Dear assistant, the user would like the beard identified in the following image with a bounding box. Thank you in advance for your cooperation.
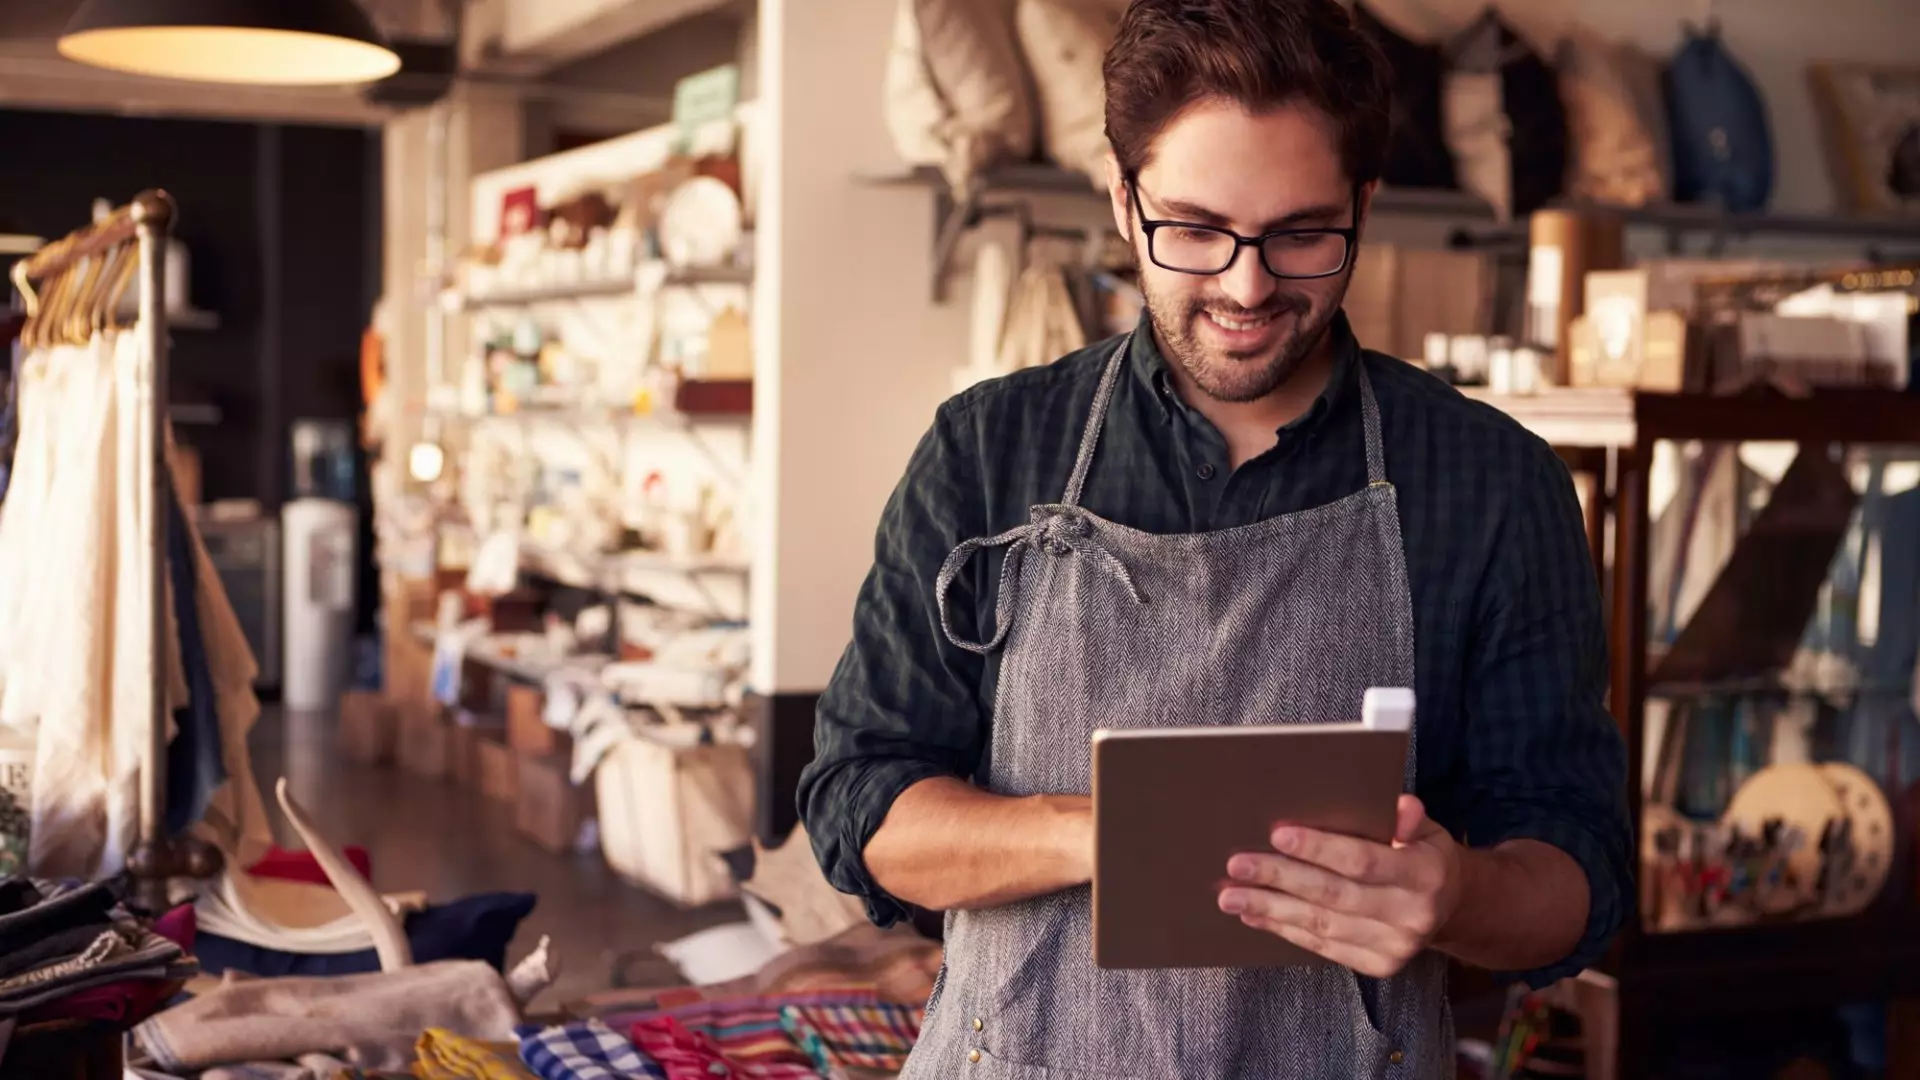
[1142,280,1341,404]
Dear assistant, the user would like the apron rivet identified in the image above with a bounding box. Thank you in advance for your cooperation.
[1390,1049,1406,1065]
[968,1049,982,1064]
[972,1017,984,1032]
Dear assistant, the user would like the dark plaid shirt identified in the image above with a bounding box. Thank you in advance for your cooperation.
[800,313,1632,987]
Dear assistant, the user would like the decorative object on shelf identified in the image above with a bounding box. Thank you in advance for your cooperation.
[882,0,1034,198]
[1809,63,1920,217]
[499,186,541,239]
[547,191,615,250]
[1444,8,1568,220]
[1664,22,1774,213]
[1556,25,1667,208]
[1353,3,1457,192]
[1524,207,1624,379]
[1815,762,1894,917]
[658,177,744,270]
[672,64,742,158]
[1014,0,1126,188]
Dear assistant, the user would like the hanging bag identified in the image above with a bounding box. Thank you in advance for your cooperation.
[1664,23,1775,212]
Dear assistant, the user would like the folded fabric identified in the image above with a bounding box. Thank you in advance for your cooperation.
[0,879,117,955]
[200,1053,356,1080]
[0,959,193,1015]
[196,893,537,978]
[599,990,878,1041]
[0,919,113,979]
[197,868,429,955]
[22,971,187,1025]
[779,1001,924,1074]
[135,960,523,1072]
[248,846,375,887]
[0,927,182,1003]
[414,1027,536,1080]
[515,1020,660,1080]
[626,1017,743,1080]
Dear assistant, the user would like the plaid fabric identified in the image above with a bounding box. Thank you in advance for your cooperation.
[779,1002,924,1074]
[602,989,878,1041]
[515,1020,662,1080]
[801,310,1633,987]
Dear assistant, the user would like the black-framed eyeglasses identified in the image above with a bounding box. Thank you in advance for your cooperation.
[1126,176,1360,280]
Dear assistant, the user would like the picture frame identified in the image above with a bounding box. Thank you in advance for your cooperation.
[1809,62,1920,216]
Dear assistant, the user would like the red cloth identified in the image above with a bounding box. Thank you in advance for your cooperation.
[20,904,197,1027]
[246,845,373,885]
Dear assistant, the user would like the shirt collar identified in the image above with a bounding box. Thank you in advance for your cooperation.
[1125,308,1361,436]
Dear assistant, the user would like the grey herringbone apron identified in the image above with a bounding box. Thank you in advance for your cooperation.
[906,334,1451,1080]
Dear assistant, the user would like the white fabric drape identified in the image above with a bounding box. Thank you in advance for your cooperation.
[0,331,269,879]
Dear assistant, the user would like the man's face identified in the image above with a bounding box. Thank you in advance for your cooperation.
[1108,98,1368,404]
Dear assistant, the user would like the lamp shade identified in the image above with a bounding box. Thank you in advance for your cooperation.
[58,0,401,86]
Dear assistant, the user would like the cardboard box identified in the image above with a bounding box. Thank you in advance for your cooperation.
[396,704,451,780]
[384,626,435,712]
[338,691,396,764]
[477,738,519,802]
[515,752,593,854]
[507,685,568,757]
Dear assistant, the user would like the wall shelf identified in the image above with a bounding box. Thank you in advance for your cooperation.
[454,264,755,312]
[863,163,1920,300]
[859,165,1498,303]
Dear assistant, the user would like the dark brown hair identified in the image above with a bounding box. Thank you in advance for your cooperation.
[1103,0,1393,186]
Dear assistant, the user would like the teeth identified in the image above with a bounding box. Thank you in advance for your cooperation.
[1209,313,1271,332]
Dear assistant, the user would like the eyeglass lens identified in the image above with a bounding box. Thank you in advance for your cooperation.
[1150,226,1349,278]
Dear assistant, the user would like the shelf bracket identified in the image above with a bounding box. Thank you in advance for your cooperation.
[930,182,982,304]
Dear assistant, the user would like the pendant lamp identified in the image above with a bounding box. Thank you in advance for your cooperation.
[58,0,401,86]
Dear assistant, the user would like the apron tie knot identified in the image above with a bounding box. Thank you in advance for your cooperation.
[936,512,1147,655]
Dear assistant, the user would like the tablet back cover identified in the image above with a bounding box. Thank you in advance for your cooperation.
[1092,725,1409,969]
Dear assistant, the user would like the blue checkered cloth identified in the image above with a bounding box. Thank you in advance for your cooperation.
[516,1019,664,1080]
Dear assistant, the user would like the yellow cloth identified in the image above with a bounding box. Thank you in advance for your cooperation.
[414,1028,535,1080]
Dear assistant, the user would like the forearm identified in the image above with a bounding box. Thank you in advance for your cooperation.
[863,776,1093,912]
[1434,839,1589,973]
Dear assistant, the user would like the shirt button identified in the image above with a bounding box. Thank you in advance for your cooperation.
[968,1049,982,1064]
[1196,462,1217,480]
[1389,1049,1405,1065]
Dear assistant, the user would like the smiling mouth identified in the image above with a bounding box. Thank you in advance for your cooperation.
[1206,311,1275,333]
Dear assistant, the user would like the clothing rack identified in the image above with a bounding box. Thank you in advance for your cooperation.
[11,190,219,907]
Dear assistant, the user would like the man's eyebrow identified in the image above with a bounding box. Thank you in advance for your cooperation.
[1146,193,1350,232]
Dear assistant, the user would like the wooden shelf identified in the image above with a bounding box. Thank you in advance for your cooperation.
[455,264,753,312]
[1467,385,1920,450]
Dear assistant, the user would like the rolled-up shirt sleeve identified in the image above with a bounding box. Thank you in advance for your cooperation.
[799,400,989,928]
[1463,442,1634,987]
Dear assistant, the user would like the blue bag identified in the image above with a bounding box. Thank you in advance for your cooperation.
[1664,23,1774,212]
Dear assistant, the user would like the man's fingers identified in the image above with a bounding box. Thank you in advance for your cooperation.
[1264,826,1401,886]
[1218,887,1416,959]
[1227,853,1388,915]
[1393,794,1427,846]
[1238,912,1405,978]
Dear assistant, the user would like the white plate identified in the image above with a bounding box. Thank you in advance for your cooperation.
[658,176,744,269]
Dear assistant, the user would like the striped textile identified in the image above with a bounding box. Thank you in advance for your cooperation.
[779,1002,924,1074]
[625,991,882,1080]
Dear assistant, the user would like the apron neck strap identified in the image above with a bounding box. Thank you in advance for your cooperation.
[1061,332,1390,506]
[1358,361,1387,486]
[1061,332,1131,508]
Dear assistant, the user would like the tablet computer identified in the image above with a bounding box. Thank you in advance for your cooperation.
[1091,688,1414,970]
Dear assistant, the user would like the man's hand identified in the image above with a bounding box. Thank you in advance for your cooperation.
[1216,795,1463,977]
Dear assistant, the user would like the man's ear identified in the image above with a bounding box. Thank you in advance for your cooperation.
[1104,151,1131,239]
[1356,179,1379,239]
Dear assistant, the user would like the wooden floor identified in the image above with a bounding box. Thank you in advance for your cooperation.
[249,706,738,1009]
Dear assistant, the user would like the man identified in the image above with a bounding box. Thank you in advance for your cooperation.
[800,0,1631,1076]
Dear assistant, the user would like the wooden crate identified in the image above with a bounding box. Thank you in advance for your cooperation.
[515,752,592,853]
[396,704,451,780]
[337,690,395,764]
[476,738,520,802]
[506,684,569,758]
